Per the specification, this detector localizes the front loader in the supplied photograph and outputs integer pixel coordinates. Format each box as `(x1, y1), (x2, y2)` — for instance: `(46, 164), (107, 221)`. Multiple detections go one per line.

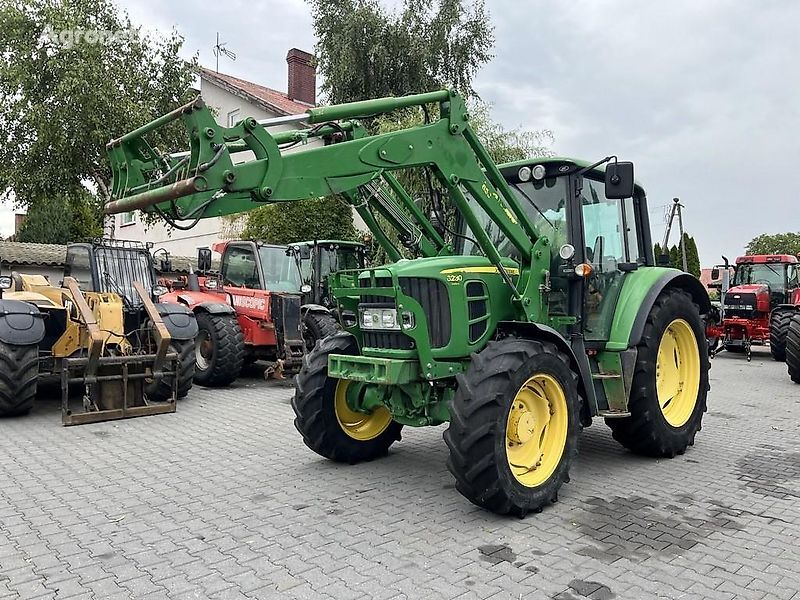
(0, 241), (197, 425)
(105, 89), (711, 515)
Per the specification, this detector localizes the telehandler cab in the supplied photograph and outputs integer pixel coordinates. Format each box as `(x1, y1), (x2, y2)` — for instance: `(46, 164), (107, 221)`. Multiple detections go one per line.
(105, 89), (711, 515)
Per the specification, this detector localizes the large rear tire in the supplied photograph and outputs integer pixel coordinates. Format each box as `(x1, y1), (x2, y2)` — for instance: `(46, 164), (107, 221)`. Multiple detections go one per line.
(444, 339), (581, 517)
(786, 314), (800, 384)
(144, 339), (195, 402)
(770, 308), (793, 362)
(606, 288), (709, 457)
(302, 310), (339, 352)
(0, 342), (38, 417)
(193, 312), (244, 387)
(292, 332), (402, 463)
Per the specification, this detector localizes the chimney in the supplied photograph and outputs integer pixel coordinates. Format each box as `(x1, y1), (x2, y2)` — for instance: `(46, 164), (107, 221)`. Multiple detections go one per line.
(286, 48), (315, 106)
(14, 213), (25, 235)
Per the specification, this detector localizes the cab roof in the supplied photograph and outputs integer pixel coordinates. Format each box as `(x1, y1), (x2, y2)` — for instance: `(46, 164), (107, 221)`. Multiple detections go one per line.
(736, 254), (798, 265)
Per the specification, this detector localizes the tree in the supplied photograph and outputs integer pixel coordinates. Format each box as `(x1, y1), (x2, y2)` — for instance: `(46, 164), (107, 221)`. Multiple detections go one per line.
(241, 197), (358, 245)
(16, 191), (102, 244)
(653, 234), (700, 277)
(746, 232), (800, 256)
(309, 0), (494, 104)
(16, 192), (103, 244)
(0, 0), (197, 233)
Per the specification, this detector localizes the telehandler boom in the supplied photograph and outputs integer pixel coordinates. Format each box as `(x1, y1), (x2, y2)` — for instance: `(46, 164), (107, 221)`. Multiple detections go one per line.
(106, 89), (711, 515)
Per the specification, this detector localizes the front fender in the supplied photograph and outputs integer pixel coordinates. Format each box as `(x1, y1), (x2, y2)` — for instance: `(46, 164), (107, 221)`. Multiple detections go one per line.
(496, 321), (594, 424)
(155, 303), (198, 341)
(301, 303), (330, 315)
(194, 302), (236, 316)
(607, 268), (711, 350)
(0, 299), (45, 346)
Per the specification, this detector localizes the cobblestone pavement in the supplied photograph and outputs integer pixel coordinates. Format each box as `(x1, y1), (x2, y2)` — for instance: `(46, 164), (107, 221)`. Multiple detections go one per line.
(1, 349), (799, 600)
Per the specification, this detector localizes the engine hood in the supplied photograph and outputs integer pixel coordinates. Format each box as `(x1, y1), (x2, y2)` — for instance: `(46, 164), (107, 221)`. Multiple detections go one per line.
(726, 283), (769, 296)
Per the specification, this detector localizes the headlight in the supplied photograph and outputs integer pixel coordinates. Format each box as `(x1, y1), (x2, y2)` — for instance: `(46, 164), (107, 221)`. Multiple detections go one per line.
(359, 307), (414, 330)
(204, 279), (218, 289)
(0, 275), (12, 290)
(152, 284), (168, 297)
(301, 284), (312, 294)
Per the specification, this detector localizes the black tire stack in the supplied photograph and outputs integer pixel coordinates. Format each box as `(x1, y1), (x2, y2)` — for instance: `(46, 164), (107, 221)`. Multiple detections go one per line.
(786, 314), (800, 384)
(193, 312), (245, 387)
(770, 308), (794, 362)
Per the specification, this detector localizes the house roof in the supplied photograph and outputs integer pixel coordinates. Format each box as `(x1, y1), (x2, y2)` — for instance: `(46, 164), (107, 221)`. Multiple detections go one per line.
(198, 67), (313, 116)
(0, 242), (66, 268)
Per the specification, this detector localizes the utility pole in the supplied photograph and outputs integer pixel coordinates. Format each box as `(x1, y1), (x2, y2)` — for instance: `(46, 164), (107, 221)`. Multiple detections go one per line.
(661, 197), (688, 272)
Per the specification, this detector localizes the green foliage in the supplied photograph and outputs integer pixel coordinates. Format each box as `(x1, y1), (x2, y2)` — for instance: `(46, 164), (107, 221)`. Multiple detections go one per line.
(746, 232), (800, 256)
(241, 197), (358, 245)
(0, 0), (197, 229)
(653, 233), (700, 277)
(16, 191), (103, 244)
(308, 0), (494, 103)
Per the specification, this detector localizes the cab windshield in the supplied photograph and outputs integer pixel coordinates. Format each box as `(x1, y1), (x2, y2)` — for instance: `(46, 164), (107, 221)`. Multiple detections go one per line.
(733, 263), (786, 292)
(258, 246), (303, 292)
(456, 176), (569, 259)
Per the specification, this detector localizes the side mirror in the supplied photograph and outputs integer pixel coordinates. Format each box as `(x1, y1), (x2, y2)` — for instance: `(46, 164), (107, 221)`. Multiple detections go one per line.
(657, 253), (670, 266)
(604, 161), (635, 199)
(711, 267), (720, 280)
(299, 246), (311, 260)
(160, 258), (172, 273)
(197, 248), (212, 272)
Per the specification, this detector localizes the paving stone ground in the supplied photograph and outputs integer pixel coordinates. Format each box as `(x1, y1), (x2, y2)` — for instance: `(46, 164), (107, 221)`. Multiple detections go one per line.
(1, 348), (799, 600)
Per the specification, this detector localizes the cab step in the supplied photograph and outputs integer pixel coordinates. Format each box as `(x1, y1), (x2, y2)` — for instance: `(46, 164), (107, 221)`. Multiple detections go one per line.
(597, 409), (631, 418)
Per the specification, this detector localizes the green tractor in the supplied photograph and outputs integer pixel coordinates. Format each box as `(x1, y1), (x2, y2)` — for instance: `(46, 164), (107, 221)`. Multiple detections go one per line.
(105, 89), (711, 515)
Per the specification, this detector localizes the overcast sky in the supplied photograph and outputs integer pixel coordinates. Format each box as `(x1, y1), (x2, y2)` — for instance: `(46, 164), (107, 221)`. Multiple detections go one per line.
(9, 0), (796, 264)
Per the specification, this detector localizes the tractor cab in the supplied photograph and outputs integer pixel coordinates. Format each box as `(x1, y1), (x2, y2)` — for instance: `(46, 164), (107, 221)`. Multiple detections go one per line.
(289, 240), (367, 308)
(211, 240), (305, 369)
(455, 157), (653, 345)
(727, 255), (800, 312)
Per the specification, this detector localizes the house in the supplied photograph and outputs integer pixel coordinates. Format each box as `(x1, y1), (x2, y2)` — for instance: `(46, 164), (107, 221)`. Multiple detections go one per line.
(0, 241), (68, 282)
(112, 48), (323, 258)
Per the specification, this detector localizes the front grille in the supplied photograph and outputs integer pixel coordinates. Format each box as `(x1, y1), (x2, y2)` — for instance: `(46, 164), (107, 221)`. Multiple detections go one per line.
(271, 294), (302, 342)
(398, 277), (451, 348)
(362, 331), (414, 350)
(724, 292), (757, 319)
(357, 276), (451, 349)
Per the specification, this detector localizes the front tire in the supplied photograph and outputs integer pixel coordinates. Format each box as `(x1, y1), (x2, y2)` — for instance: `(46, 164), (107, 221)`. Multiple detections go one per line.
(144, 339), (195, 402)
(0, 342), (38, 417)
(607, 288), (709, 457)
(193, 312), (244, 387)
(770, 308), (793, 362)
(444, 339), (581, 517)
(292, 332), (402, 463)
(786, 314), (800, 384)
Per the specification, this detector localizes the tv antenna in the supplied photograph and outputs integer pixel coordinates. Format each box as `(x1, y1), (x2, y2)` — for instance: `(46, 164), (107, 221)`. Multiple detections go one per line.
(213, 32), (236, 72)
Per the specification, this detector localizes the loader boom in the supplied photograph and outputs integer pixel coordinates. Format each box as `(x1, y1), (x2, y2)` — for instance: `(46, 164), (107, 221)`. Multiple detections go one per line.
(105, 89), (546, 314)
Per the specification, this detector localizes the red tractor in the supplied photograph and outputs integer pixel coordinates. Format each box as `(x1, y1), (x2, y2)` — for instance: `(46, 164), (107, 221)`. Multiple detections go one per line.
(706, 254), (800, 360)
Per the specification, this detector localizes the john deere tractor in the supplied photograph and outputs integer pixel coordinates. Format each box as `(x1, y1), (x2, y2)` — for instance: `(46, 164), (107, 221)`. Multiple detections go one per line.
(0, 239), (197, 425)
(105, 89), (711, 515)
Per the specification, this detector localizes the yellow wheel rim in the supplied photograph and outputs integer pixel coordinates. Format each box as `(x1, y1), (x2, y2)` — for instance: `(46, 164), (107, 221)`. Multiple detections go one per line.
(334, 380), (392, 441)
(656, 318), (701, 427)
(505, 374), (568, 488)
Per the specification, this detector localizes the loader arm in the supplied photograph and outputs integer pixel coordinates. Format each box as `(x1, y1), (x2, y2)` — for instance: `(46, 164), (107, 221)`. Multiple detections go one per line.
(104, 89), (549, 317)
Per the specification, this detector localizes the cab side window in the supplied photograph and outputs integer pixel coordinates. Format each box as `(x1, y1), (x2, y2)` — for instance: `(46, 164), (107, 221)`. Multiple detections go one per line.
(64, 247), (94, 290)
(222, 247), (261, 289)
(788, 265), (800, 291)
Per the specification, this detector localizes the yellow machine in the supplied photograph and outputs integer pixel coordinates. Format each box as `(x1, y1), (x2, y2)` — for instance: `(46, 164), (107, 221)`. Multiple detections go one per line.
(0, 271), (182, 425)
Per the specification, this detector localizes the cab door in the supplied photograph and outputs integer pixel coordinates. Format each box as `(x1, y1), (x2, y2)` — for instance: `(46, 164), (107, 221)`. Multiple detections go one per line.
(576, 177), (643, 342)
